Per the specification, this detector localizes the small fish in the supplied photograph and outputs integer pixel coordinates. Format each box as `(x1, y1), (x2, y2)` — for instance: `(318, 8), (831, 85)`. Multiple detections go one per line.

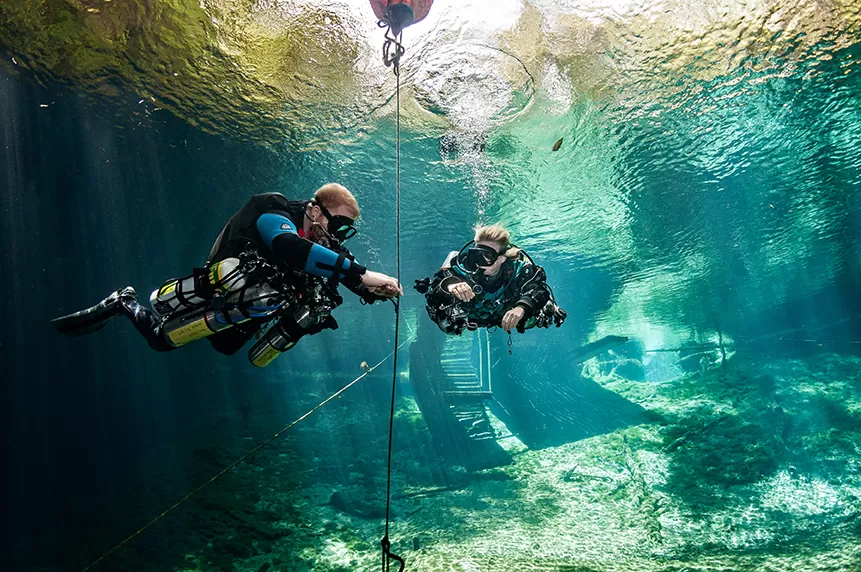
(360, 361), (371, 373)
(552, 138), (563, 151)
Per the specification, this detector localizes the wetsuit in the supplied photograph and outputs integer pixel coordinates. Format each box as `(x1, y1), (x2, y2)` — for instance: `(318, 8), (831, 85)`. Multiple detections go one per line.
(422, 252), (552, 333)
(124, 192), (382, 353)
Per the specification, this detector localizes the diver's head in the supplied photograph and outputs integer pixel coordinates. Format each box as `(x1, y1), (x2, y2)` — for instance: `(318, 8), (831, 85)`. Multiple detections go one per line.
(305, 183), (360, 247)
(468, 224), (519, 277)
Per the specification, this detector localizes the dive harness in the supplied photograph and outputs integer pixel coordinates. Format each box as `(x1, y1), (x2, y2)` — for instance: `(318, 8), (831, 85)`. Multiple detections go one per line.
(415, 241), (567, 335)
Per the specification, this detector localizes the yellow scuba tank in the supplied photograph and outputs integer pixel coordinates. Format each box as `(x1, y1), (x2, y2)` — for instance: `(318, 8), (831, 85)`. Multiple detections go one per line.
(149, 256), (287, 348)
(247, 283), (341, 367)
(247, 304), (324, 367)
(247, 313), (303, 367)
(161, 281), (284, 348)
(150, 258), (246, 316)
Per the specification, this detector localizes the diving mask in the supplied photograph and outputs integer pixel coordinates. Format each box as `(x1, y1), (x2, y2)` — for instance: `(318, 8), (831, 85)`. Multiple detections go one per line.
(313, 200), (357, 242)
(464, 244), (506, 272)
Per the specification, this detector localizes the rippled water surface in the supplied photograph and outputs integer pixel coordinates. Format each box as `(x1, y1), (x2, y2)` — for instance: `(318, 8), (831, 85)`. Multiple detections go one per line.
(5, 0), (859, 342)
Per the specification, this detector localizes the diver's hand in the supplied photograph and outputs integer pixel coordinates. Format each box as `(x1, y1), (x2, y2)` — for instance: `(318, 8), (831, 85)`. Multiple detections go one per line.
(501, 306), (526, 332)
(361, 270), (403, 297)
(447, 281), (475, 302)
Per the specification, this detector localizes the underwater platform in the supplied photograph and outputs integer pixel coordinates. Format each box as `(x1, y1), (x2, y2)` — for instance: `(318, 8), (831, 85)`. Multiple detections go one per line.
(409, 319), (655, 470)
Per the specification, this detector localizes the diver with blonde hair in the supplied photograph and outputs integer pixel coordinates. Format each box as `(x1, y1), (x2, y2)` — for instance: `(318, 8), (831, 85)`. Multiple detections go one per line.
(416, 223), (566, 335)
(53, 184), (402, 366)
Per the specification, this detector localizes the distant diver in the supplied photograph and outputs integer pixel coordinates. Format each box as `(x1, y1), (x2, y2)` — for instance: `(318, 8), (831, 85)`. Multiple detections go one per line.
(52, 184), (402, 367)
(415, 224), (566, 335)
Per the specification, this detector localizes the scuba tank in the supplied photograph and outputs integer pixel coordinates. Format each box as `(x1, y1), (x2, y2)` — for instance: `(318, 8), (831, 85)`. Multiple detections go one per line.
(247, 280), (343, 367)
(247, 311), (307, 368)
(150, 258), (246, 316)
(161, 281), (285, 348)
(149, 253), (289, 348)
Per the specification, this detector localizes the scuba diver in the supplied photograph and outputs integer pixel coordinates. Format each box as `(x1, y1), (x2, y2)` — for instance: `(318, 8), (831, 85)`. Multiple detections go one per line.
(415, 224), (566, 336)
(52, 184), (402, 367)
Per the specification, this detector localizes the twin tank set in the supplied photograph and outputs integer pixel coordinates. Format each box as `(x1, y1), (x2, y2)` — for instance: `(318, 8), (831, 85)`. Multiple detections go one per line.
(148, 256), (334, 367)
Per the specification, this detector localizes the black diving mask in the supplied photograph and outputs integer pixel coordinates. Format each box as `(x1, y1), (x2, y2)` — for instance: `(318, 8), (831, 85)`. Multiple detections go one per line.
(314, 201), (357, 242)
(464, 244), (506, 272)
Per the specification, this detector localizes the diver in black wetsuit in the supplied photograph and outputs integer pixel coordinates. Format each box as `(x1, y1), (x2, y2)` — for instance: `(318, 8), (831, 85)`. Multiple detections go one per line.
(415, 224), (566, 335)
(53, 184), (402, 367)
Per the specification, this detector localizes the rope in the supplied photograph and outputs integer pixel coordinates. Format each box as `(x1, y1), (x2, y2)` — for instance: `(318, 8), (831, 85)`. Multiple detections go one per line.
(86, 18), (409, 572)
(381, 22), (405, 572)
(80, 340), (413, 572)
(380, 22), (405, 72)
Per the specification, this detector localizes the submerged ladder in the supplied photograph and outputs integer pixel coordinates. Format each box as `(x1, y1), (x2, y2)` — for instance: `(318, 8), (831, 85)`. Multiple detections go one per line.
(408, 320), (512, 470)
(439, 330), (499, 443)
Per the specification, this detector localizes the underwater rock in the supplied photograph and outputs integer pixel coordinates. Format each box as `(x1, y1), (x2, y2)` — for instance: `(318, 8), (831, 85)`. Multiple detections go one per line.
(474, 469), (513, 482)
(222, 537), (252, 559)
(601, 340), (647, 381)
(411, 533), (434, 553)
(328, 490), (389, 519)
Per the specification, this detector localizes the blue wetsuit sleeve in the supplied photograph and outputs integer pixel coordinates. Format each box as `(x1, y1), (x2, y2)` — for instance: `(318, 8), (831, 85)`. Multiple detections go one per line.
(256, 213), (366, 284)
(257, 212), (299, 244)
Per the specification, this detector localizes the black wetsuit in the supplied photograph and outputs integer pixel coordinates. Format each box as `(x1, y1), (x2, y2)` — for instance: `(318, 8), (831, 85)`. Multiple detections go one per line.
(124, 192), (382, 353)
(423, 253), (551, 332)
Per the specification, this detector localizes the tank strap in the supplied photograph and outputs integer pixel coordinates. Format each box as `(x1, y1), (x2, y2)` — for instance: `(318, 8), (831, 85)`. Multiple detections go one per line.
(172, 282), (192, 309)
(192, 267), (216, 300)
(169, 269), (208, 309)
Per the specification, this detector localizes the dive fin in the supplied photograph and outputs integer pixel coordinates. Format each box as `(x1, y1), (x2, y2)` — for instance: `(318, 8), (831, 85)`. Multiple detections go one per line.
(52, 287), (137, 336)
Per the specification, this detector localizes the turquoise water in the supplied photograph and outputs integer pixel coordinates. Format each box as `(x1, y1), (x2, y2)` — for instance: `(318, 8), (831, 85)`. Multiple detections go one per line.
(2, 0), (861, 570)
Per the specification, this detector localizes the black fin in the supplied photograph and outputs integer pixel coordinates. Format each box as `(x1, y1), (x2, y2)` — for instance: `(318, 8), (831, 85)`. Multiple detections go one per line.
(51, 287), (136, 336)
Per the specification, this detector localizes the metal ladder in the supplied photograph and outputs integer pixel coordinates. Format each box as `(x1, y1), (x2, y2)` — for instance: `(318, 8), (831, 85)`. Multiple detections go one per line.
(439, 330), (497, 441)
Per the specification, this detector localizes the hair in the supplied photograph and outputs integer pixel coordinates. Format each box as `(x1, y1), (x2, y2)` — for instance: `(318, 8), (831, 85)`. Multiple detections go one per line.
(474, 223), (520, 259)
(313, 183), (360, 219)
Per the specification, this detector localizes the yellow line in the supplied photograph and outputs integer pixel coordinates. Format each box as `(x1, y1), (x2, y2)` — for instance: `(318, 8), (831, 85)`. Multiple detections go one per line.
(82, 335), (415, 571)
